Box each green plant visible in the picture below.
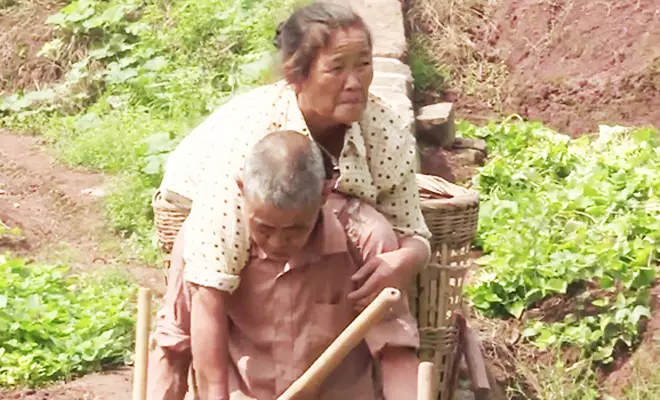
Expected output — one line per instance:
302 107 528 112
463 119 659 364
409 36 450 91
1 0 307 259
0 254 137 387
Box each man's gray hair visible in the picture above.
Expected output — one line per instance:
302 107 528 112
243 130 326 209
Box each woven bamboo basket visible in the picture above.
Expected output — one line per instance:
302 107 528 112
411 174 480 400
152 189 190 270
416 174 480 259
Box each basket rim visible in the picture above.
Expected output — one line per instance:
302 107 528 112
416 174 480 208
421 190 479 210
424 261 473 271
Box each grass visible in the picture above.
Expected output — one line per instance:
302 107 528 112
505 344 660 400
406 0 508 110
620 351 660 399
1 0 308 262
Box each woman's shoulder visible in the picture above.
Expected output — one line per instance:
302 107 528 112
360 92 416 154
187 81 289 138
215 80 289 113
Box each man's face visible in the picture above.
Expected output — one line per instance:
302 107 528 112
297 26 374 126
243 195 323 261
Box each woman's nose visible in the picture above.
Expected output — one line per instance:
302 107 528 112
344 71 361 90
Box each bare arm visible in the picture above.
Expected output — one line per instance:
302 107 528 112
379 346 420 399
190 285 230 400
397 234 431 274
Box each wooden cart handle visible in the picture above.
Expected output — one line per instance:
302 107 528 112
276 287 402 400
417 361 435 400
457 313 490 397
133 287 152 400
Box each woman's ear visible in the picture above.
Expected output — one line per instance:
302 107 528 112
234 174 245 195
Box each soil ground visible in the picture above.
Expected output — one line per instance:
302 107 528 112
412 0 660 137
492 0 660 136
0 368 133 400
0 0 67 93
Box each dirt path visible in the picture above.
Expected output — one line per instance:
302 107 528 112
0 130 164 291
0 130 164 399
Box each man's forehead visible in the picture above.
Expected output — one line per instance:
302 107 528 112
249 202 321 228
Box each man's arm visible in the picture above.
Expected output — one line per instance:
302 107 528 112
190 285 230 400
379 346 420 399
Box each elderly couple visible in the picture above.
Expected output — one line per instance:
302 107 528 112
148 3 432 399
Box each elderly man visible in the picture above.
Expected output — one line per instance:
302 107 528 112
148 130 421 400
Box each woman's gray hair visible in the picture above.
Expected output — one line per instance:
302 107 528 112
243 130 326 209
273 2 372 83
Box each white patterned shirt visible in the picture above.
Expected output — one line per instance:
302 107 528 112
160 80 431 292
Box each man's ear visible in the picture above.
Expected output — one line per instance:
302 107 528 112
321 177 336 202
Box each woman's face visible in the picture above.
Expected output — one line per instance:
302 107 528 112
297 26 374 127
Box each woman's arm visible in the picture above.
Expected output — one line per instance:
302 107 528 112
181 150 251 398
347 119 432 306
190 286 230 400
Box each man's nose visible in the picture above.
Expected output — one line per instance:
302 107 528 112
269 233 288 248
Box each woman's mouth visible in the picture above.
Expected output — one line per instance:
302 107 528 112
341 94 362 104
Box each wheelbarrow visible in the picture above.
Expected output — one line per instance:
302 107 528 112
131 287 438 400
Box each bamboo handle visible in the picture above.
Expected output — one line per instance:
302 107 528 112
417 361 435 400
133 287 152 400
277 287 402 400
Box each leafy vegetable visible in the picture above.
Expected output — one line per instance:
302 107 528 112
463 119 659 363
0 255 137 387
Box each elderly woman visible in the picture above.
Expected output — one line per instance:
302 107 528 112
157 2 431 397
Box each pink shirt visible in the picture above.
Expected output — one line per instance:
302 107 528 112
149 196 419 400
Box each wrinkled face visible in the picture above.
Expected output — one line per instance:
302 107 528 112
297 25 374 126
243 196 322 261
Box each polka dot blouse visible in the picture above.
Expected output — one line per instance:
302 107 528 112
160 80 432 292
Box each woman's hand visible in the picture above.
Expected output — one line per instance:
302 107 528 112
347 249 412 310
347 236 430 310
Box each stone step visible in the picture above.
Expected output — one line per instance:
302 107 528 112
371 70 413 99
373 57 413 78
326 0 407 60
416 102 456 148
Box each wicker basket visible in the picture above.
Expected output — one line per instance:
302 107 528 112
152 189 190 269
416 174 480 260
412 174 480 400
